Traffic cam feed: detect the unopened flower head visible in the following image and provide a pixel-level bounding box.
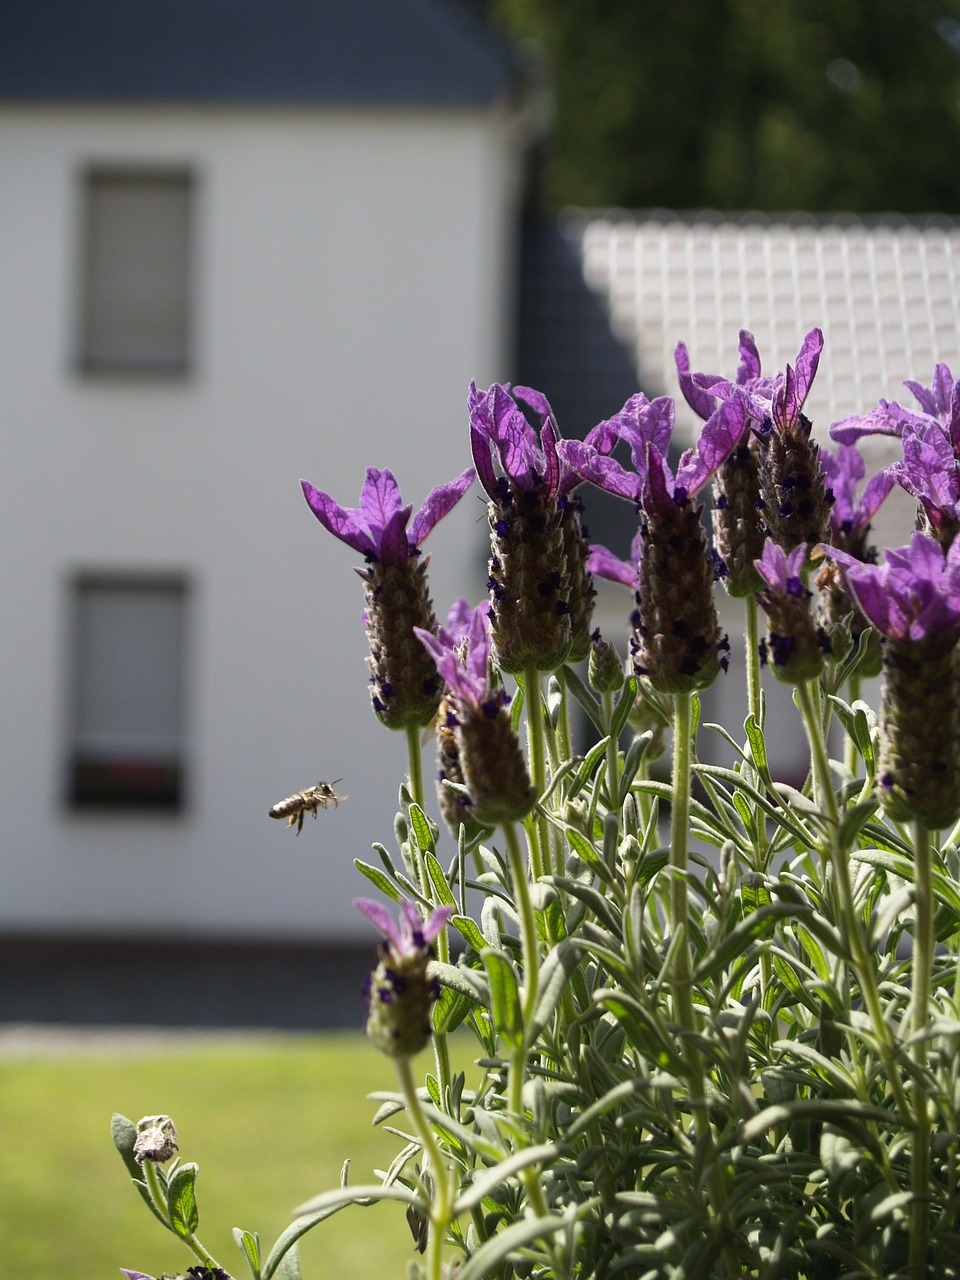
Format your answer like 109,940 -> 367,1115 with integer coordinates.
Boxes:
356,898 -> 454,1059
822,532 -> 960,827
301,466 -> 474,729
754,540 -> 830,684
416,603 -> 535,826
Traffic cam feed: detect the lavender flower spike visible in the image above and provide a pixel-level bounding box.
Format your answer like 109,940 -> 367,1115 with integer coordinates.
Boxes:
301,465 -> 474,730
754,540 -> 829,684
301,465 -> 474,567
356,898 -> 454,1059
821,532 -> 960,828
416,602 -> 535,825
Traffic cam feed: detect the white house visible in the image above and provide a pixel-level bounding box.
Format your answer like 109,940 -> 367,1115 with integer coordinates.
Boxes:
0,0 -> 535,993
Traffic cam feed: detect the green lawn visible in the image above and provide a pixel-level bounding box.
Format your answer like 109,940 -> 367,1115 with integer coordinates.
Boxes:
0,1033 -> 422,1279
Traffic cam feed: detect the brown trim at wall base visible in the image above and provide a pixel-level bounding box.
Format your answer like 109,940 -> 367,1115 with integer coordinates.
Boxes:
0,935 -> 374,1031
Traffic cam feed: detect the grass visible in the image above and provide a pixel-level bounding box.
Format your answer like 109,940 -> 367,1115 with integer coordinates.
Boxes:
0,1032 -> 424,1279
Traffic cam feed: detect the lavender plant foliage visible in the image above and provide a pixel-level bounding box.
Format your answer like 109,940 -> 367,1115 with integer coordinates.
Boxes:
114,343 -> 960,1280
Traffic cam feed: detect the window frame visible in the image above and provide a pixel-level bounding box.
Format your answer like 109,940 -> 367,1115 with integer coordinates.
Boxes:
75,165 -> 196,376
65,571 -> 191,813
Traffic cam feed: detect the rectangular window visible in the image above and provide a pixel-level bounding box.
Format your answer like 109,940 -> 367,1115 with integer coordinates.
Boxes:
78,168 -> 193,372
68,576 -> 189,810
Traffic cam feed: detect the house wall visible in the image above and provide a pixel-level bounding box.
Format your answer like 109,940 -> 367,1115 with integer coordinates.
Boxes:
0,104 -> 523,941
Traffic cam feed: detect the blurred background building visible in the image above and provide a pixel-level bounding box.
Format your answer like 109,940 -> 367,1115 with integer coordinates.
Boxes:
2,0 -> 959,1025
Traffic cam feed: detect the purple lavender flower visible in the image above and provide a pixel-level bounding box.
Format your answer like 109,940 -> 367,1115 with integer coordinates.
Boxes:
830,363 -> 960,546
300,466 -> 474,730
469,382 -> 609,670
675,328 -> 781,425
821,443 -> 894,551
301,466 -> 474,567
356,897 -> 454,1059
830,361 -> 960,449
417,601 -> 534,825
821,532 -> 960,827
355,897 -> 454,958
823,532 -> 960,645
815,442 -> 893,671
754,540 -> 830,683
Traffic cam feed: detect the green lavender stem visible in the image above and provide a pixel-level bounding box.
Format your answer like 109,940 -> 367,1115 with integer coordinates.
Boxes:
406,721 -> 425,812
744,596 -> 763,730
397,1055 -> 453,1280
669,692 -> 734,1265
795,679 -> 911,1119
523,663 -> 550,880
909,819 -> 934,1274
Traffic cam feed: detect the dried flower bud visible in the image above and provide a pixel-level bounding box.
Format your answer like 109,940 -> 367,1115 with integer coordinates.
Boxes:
133,1115 -> 178,1164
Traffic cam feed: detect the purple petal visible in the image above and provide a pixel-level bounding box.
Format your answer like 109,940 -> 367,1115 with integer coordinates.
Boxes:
301,481 -> 376,557
360,468 -> 405,547
512,384 -> 555,425
675,394 -> 749,495
378,505 -> 414,565
355,897 -> 402,949
614,395 -> 675,471
408,466 -> 475,548
736,330 -> 762,384
642,445 -> 674,514
557,439 -> 642,502
674,341 -> 717,420
857,465 -> 896,524
587,542 -> 637,588
420,904 -> 456,945
539,415 -> 561,498
487,384 -> 542,488
793,328 -> 823,408
829,400 -> 913,445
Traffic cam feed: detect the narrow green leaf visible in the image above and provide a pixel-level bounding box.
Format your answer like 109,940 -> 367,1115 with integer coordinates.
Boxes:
451,912 -> 486,952
233,1228 -> 261,1280
424,851 -> 455,907
353,859 -> 401,901
837,799 -> 879,850
428,960 -> 487,1005
610,674 -> 639,743
432,984 -> 472,1034
456,1206 -> 583,1280
262,1187 -> 421,1279
481,949 -> 524,1051
408,803 -> 436,857
530,940 -> 578,1039
744,713 -> 771,786
453,1142 -> 562,1215
563,826 -> 613,882
562,663 -> 603,734
166,1162 -> 200,1238
694,903 -> 812,982
274,1242 -> 302,1280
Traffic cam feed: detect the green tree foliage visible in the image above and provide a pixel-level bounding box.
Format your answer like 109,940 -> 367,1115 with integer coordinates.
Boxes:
492,0 -> 960,211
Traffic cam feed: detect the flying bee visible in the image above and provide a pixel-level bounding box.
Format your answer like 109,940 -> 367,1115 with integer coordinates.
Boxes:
269,779 -> 345,833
